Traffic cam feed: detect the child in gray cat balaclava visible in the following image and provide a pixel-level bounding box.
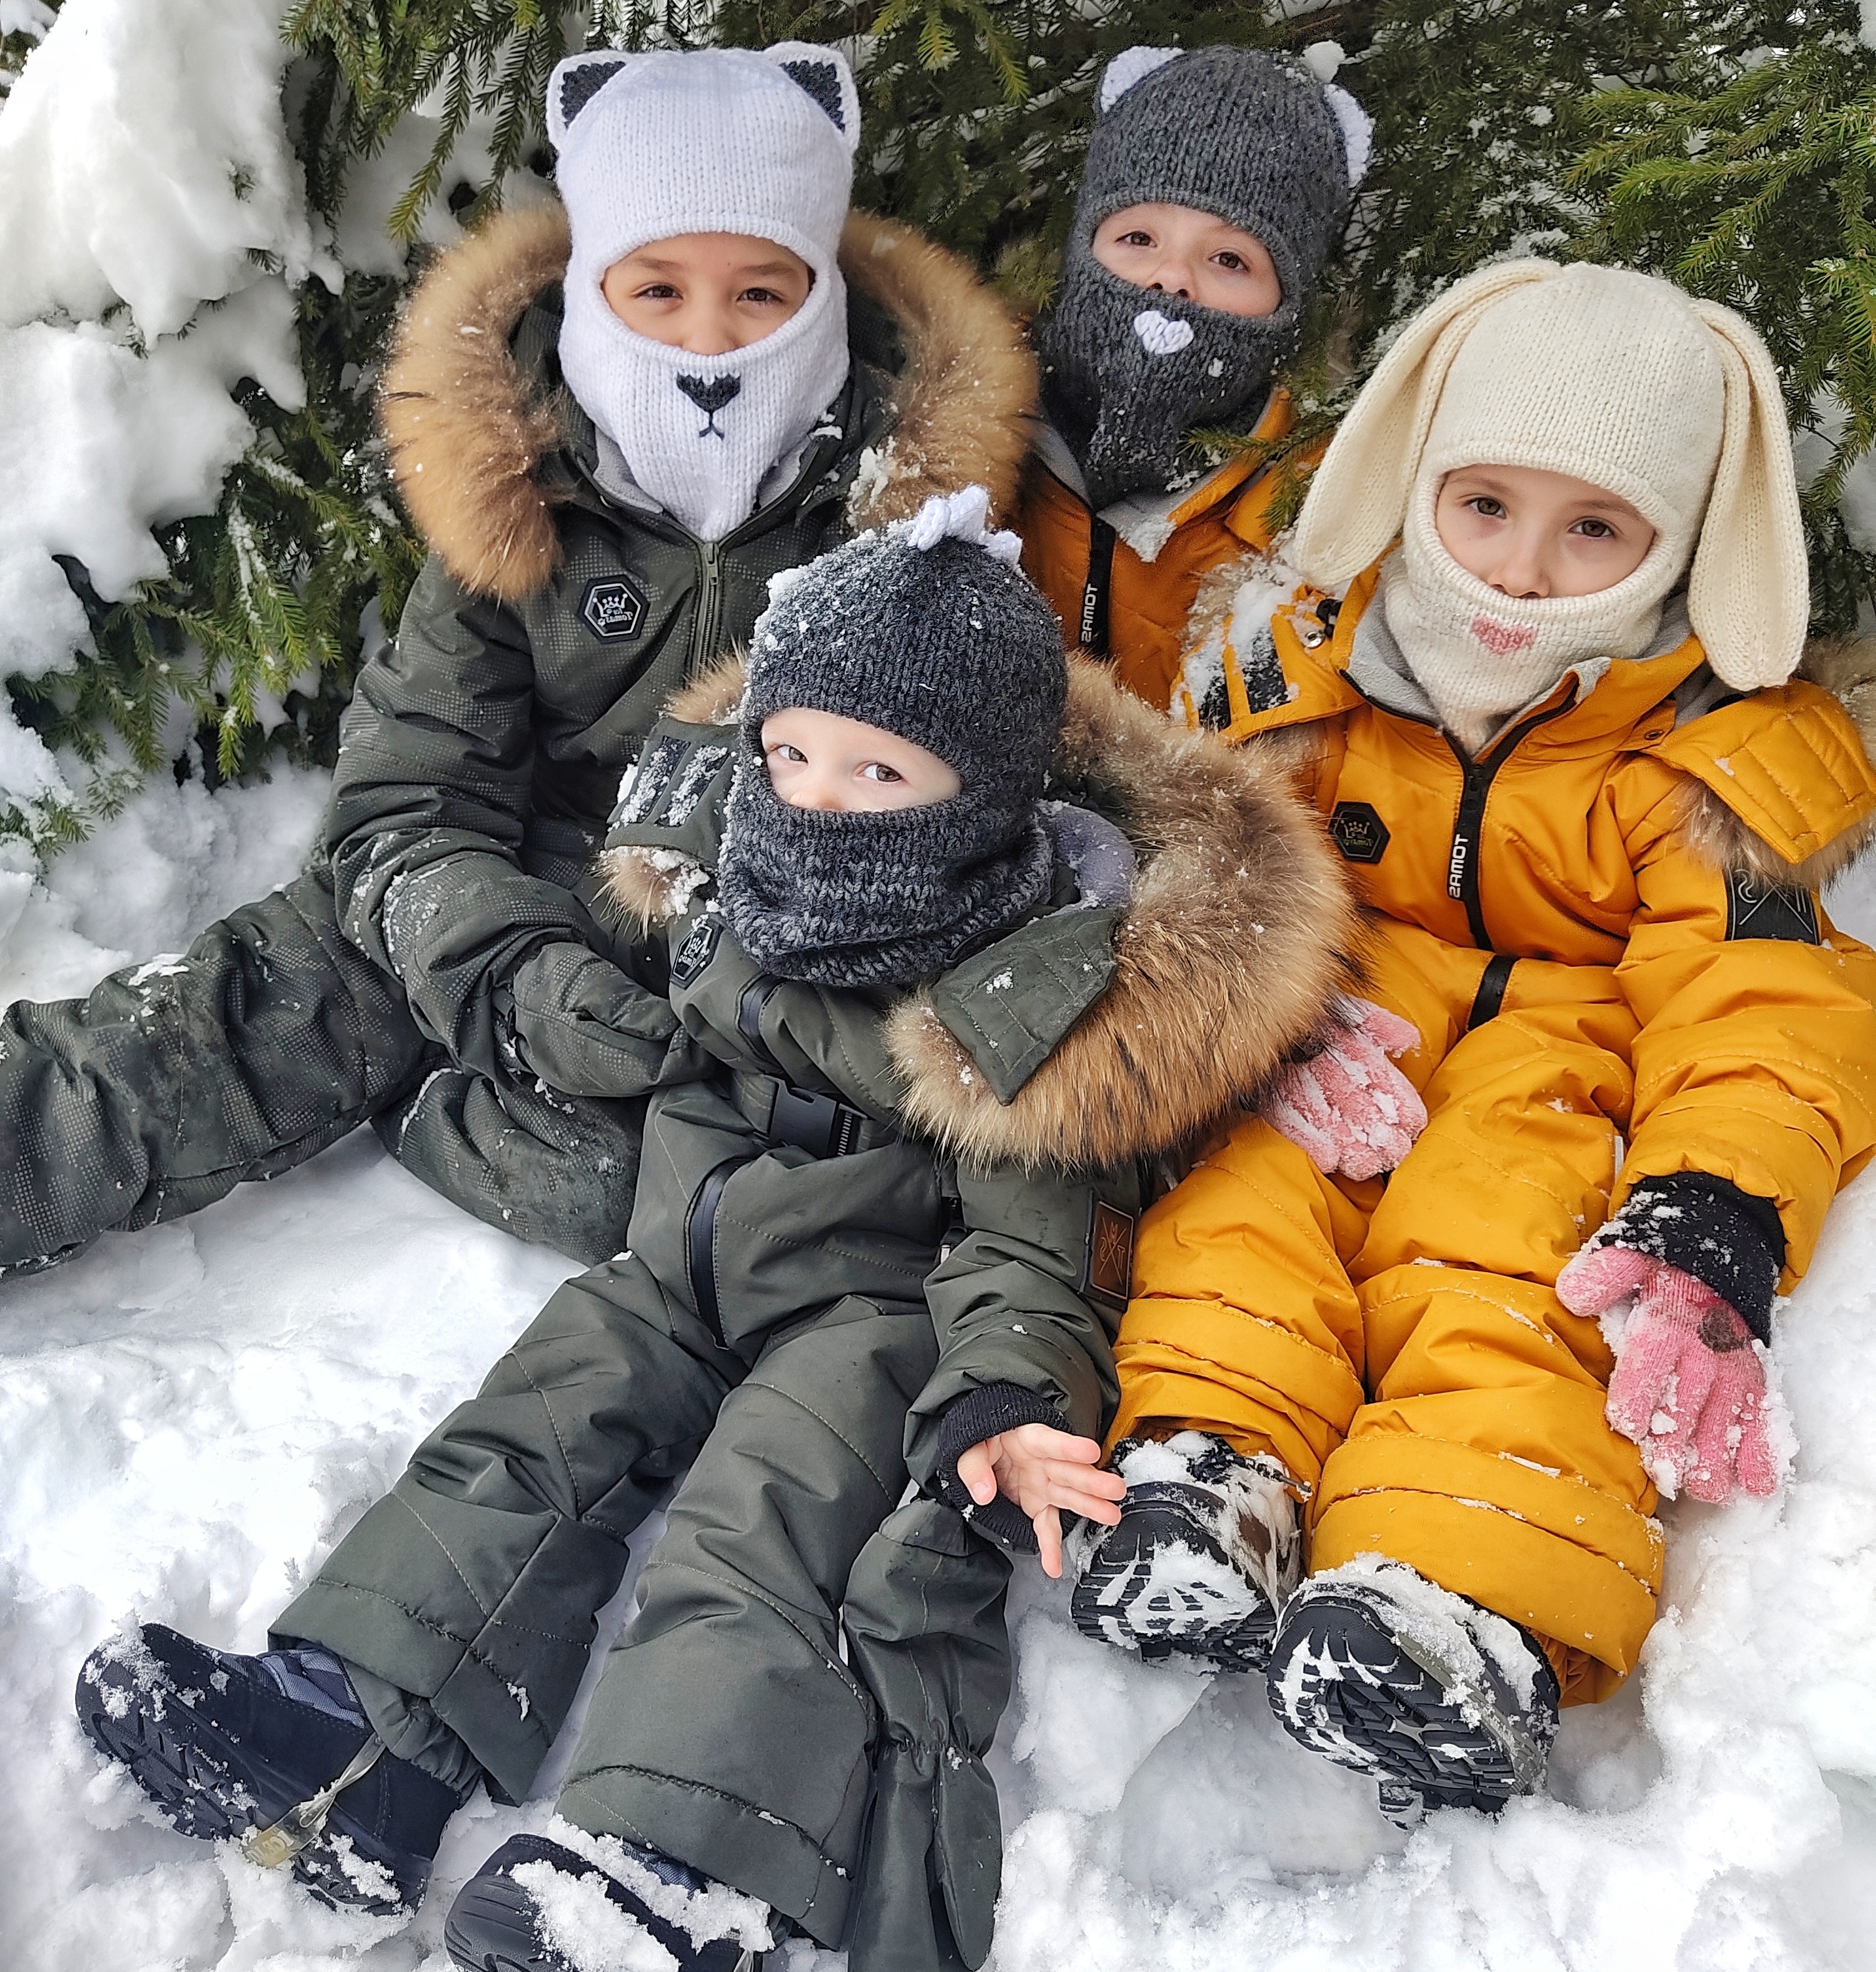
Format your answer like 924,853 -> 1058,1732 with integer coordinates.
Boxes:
1019,44 -> 1373,712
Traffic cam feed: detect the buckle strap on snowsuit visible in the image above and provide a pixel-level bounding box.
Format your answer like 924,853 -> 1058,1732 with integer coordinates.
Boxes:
727,1066 -> 899,1158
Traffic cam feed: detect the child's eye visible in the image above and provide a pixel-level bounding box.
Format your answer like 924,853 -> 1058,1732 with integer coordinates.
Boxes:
1573,518 -> 1615,540
740,286 -> 785,306
1465,495 -> 1507,520
770,742 -> 806,764
858,762 -> 904,784
635,282 -> 681,301
1212,251 -> 1246,272
1117,230 -> 1155,249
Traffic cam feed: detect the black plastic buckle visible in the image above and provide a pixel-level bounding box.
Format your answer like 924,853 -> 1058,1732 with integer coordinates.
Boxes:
767,1081 -> 869,1158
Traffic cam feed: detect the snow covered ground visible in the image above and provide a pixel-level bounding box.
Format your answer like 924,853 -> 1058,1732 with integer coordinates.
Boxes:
6,776 -> 1876,1971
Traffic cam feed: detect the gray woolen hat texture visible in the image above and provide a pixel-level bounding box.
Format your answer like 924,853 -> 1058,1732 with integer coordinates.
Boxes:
1037,46 -> 1362,507
717,514 -> 1069,988
742,528 -> 1067,806
1077,46 -> 1357,317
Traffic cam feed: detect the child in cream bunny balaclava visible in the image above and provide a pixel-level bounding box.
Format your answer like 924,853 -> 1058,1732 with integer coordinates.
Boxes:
1069,258 -> 1876,1828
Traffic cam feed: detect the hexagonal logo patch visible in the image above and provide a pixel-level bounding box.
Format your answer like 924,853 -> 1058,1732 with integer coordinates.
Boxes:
1329,801 -> 1390,865
580,574 -> 648,642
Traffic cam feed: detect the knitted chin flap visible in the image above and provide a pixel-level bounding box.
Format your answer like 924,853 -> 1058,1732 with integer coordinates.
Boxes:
717,488 -> 1067,989
1036,45 -> 1369,508
548,43 -> 861,541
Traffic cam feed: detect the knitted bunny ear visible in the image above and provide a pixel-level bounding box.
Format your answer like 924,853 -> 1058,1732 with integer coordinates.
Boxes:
1289,258 -> 1560,588
762,41 -> 862,154
546,51 -> 633,149
1098,46 -> 1183,114
1683,300 -> 1808,690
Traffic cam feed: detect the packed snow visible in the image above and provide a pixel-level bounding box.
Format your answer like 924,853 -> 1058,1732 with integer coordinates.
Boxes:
3,766 -> 1876,1969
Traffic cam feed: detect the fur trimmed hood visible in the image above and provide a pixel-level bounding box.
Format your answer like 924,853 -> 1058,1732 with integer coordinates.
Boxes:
596,653 -> 1361,1170
380,203 -> 1037,603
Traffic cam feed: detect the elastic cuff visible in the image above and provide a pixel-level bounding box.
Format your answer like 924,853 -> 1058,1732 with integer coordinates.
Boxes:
930,1383 -> 1069,1553
1609,1175 -> 1783,1342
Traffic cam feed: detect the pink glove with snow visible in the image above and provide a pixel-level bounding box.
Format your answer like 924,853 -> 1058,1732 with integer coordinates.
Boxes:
1261,997 -> 1428,1182
1555,1245 -> 1779,1504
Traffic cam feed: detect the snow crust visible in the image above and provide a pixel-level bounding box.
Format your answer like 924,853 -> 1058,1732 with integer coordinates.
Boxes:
1,802 -> 1875,1966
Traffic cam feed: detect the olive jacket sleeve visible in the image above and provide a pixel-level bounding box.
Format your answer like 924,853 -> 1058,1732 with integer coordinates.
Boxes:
326,556 -> 695,1093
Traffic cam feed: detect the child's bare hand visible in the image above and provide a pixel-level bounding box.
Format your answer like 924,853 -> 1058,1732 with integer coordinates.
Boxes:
955,1423 -> 1127,1577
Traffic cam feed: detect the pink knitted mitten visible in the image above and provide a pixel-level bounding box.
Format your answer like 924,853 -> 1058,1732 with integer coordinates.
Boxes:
1556,1245 -> 1778,1504
1263,998 -> 1428,1182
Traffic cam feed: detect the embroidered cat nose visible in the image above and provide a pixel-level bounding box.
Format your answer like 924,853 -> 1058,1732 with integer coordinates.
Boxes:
677,373 -> 742,438
1470,615 -> 1537,656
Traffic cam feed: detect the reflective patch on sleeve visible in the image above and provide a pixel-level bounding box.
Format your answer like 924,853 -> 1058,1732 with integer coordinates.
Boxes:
1085,1198 -> 1137,1308
1723,870 -> 1820,944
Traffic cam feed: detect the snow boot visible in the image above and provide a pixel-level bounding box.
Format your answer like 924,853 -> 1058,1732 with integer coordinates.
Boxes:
444,1827 -> 773,1972
1068,1432 -> 1302,1672
1264,1559 -> 1560,1825
74,1622 -> 466,1913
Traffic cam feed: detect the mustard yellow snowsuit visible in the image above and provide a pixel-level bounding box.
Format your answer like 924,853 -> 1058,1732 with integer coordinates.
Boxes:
1112,562 -> 1876,1702
1018,390 -> 1310,713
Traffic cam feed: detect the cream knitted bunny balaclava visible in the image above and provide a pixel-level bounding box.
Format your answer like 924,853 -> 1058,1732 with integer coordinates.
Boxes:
1380,266 -> 1728,751
549,43 -> 859,542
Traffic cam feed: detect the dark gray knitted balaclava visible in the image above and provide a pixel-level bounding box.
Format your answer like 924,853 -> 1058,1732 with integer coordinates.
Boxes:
1036,46 -> 1369,508
717,488 -> 1067,989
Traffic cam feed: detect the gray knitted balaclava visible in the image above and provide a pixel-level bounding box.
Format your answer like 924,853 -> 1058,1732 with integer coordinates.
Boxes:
1036,46 -> 1371,508
717,488 -> 1067,989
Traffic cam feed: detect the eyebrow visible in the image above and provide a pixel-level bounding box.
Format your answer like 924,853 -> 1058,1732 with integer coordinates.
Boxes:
628,254 -> 800,279
1455,472 -> 1637,516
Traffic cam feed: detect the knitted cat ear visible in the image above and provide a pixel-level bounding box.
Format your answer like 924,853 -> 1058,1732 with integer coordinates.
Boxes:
1097,46 -> 1183,114
761,41 -> 862,155
546,51 -> 633,150
1321,83 -> 1373,188
1288,258 -> 1559,589
1683,300 -> 1808,690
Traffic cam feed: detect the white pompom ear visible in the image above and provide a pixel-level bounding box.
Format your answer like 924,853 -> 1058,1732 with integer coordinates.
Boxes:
1321,83 -> 1373,188
1098,46 -> 1182,114
547,51 -> 633,150
761,40 -> 862,156
895,485 -> 1023,564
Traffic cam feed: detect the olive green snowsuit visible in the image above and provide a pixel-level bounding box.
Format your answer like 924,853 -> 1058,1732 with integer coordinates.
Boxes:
0,206 -> 1034,1273
273,655 -> 1356,1968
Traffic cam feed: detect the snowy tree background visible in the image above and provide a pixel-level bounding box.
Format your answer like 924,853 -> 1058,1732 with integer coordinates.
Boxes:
8,4 -> 1876,1968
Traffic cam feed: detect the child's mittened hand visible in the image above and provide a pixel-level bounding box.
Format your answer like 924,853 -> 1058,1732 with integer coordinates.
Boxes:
1261,997 -> 1428,1181
955,1425 -> 1127,1578
1556,1245 -> 1780,1505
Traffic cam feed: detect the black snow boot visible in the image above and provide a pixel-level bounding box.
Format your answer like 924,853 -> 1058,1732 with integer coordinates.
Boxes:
75,1623 -> 466,1913
1069,1432 -> 1301,1672
1264,1561 -> 1560,1826
445,1830 -> 771,1972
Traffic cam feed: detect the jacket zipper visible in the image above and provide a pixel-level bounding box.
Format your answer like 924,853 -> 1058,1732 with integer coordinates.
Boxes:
1443,702 -> 1572,949
690,537 -> 724,674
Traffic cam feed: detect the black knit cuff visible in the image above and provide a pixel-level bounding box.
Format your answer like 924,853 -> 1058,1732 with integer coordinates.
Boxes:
1606,1175 -> 1785,1342
930,1383 -> 1071,1554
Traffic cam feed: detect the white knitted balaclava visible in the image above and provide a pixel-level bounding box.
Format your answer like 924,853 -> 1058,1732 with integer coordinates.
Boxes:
1379,265 -> 1732,750
548,43 -> 859,541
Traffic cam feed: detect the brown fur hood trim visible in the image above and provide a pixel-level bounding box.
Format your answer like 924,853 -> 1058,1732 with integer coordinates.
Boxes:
380,205 -> 1036,604
597,654 -> 1361,1169
1677,634 -> 1876,891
